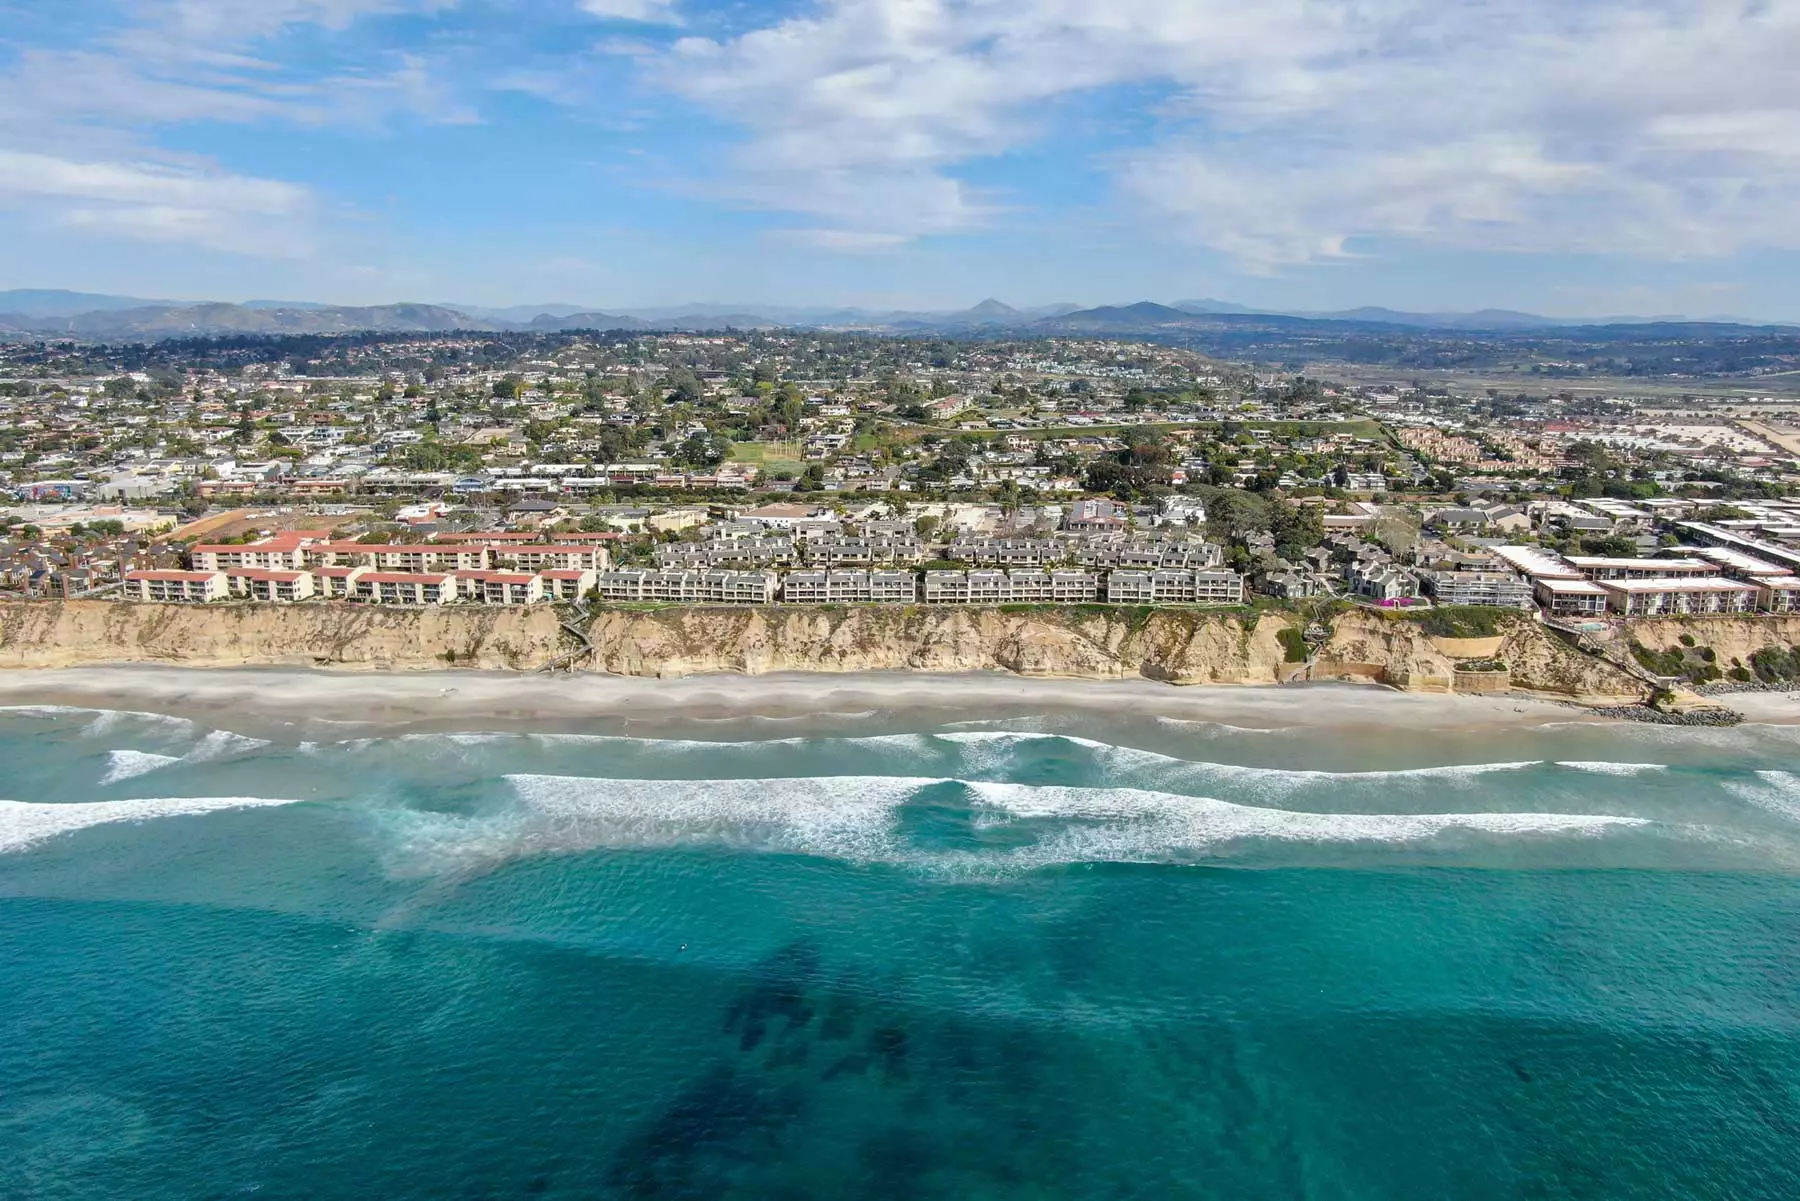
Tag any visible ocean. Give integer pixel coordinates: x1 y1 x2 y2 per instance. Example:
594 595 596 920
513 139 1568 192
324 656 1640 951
4 696 1800 1199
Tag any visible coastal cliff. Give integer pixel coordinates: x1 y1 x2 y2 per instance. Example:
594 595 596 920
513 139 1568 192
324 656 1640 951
0 600 1678 703
0 601 564 672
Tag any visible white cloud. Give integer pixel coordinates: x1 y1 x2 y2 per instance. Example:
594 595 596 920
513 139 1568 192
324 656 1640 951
638 0 1800 264
0 0 463 256
143 0 456 42
0 1 468 132
768 229 910 252
580 0 681 23
0 150 314 255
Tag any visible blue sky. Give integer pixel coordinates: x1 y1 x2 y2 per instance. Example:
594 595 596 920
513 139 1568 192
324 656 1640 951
3 0 1799 318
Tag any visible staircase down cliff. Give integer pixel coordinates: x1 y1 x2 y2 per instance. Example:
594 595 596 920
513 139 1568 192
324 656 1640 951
0 601 1663 704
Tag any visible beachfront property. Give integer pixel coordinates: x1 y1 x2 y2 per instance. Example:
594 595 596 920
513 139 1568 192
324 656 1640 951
456 571 546 606
189 530 329 572
1676 522 1800 574
1106 569 1245 605
1566 556 1721 581
488 545 609 573
224 568 315 603
1596 577 1759 617
355 572 456 605
125 569 229 603
540 569 597 602
1691 547 1796 581
921 569 1108 604
309 543 492 573
1756 577 1800 613
780 570 920 604
1533 577 1611 617
596 569 780 604
315 565 368 599
1348 561 1420 602
1422 570 1534 609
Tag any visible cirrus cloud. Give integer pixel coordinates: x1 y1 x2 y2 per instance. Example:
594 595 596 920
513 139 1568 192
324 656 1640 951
636 0 1800 266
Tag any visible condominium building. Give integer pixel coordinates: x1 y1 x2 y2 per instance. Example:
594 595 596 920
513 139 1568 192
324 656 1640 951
1692 547 1794 581
353 572 456 605
125 570 228 603
1596 577 1759 617
780 570 919 604
308 543 491 573
1567 556 1720 582
539 569 597 602
1106 569 1245 605
223 568 316 603
1758 577 1800 613
922 571 973 604
1422 570 1533 609
596 569 777 604
189 530 330 572
1534 577 1610 617
489 545 608 572
455 571 546 606
314 565 368 599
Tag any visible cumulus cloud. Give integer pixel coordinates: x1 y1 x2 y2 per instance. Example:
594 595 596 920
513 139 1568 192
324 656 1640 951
0 150 314 255
641 0 1800 263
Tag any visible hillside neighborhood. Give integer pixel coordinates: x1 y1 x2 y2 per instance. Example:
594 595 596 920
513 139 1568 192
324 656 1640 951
3 328 1798 635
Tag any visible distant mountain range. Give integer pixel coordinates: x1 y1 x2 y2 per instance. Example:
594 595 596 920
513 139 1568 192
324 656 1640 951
0 288 1787 341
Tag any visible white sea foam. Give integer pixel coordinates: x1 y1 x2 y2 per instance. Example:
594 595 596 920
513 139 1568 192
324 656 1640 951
374 774 942 877
182 728 272 762
0 796 304 853
1555 761 1672 777
1154 717 1292 735
100 750 182 784
81 708 197 739
368 768 1661 877
1725 771 1800 823
964 781 1653 867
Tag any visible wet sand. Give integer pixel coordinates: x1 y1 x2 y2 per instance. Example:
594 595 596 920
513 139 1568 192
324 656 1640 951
0 665 1597 738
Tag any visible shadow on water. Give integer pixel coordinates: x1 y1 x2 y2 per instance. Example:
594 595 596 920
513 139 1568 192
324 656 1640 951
600 939 1061 1200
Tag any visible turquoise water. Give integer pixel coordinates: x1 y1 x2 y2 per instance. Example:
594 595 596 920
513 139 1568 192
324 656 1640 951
5 702 1800 1198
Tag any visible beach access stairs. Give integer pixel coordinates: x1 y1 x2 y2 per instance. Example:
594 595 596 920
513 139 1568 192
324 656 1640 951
539 602 596 674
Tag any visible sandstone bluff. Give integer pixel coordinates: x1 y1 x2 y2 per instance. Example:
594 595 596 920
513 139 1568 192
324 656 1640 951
1 600 1760 707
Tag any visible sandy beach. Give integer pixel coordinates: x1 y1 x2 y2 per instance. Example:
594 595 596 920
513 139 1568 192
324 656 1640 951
1706 690 1800 725
0 664 1649 738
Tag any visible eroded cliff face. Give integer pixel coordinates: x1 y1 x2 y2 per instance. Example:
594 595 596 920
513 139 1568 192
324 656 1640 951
1629 615 1800 667
0 601 1662 702
0 601 563 671
1313 611 1648 703
582 606 1296 684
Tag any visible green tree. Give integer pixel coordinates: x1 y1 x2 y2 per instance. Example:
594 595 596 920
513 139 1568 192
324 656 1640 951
674 431 725 469
664 368 704 406
1268 498 1325 560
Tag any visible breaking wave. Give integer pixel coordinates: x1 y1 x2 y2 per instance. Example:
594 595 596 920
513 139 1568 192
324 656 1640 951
1725 771 1800 823
1556 761 1672 777
962 782 1651 870
374 774 936 877
0 796 305 854
368 772 1661 878
100 750 182 784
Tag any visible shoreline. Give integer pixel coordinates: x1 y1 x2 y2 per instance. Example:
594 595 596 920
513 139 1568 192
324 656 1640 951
0 664 1622 738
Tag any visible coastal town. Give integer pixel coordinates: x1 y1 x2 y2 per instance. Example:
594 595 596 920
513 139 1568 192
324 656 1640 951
3 329 1799 636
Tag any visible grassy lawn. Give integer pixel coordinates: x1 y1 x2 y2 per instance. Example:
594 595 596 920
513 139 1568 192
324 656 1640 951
729 441 806 471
